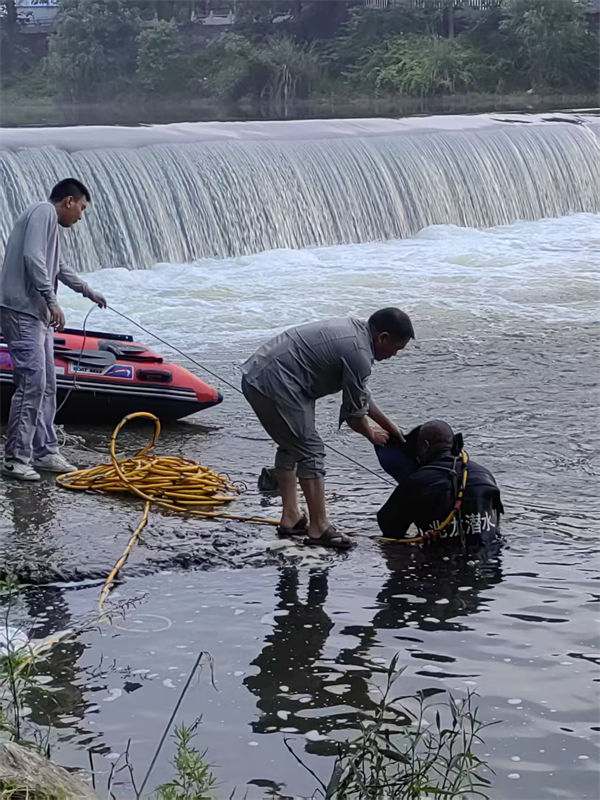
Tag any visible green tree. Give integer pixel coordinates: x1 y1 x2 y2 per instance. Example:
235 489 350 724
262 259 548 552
130 0 198 23
234 1 354 42
204 33 270 101
0 0 18 75
260 34 321 112
136 19 189 93
45 0 141 101
500 0 597 90
323 4 437 82
0 0 41 77
290 0 352 42
204 32 321 114
374 34 484 97
233 0 280 34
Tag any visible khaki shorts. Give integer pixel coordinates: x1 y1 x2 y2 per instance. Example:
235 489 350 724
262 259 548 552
241 376 325 479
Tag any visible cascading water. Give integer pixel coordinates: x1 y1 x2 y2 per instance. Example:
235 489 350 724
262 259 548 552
1 114 599 272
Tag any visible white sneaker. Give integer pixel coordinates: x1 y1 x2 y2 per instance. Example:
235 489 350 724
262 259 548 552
33 453 77 473
1 459 41 482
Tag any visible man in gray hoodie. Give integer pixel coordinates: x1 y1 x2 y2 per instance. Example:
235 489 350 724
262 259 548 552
0 178 106 481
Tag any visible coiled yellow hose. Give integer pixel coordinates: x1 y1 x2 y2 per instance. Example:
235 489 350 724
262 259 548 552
57 412 277 608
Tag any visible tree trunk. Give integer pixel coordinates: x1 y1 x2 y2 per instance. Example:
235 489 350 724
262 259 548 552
3 0 18 75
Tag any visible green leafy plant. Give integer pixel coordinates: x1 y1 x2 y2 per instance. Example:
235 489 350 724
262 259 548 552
203 32 321 114
500 0 597 91
288 653 496 799
373 34 485 98
153 722 216 800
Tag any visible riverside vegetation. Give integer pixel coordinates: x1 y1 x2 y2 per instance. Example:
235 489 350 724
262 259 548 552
0 0 598 124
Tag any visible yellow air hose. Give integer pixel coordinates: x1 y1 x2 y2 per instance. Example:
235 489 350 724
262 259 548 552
57 412 278 608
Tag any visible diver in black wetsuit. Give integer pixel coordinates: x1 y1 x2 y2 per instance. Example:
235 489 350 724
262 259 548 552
376 420 503 547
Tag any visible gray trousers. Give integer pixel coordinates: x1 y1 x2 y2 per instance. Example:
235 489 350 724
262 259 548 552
241 376 326 479
1 309 58 465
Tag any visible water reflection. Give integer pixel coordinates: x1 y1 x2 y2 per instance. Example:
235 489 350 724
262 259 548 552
339 546 505 680
245 567 376 739
372 544 504 633
3 479 57 531
246 547 504 747
0 483 88 734
24 586 87 733
1 480 60 578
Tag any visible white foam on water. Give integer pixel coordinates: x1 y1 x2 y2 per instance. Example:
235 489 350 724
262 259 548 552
59 213 599 360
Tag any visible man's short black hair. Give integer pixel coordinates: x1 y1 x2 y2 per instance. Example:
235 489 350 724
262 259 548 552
368 307 415 341
49 178 91 203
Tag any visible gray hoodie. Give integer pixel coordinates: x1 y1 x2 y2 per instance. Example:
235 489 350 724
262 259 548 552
0 201 93 323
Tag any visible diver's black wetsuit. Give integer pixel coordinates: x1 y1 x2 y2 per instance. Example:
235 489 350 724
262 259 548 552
375 428 503 545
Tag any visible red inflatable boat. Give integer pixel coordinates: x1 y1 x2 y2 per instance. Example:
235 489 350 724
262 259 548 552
0 328 222 423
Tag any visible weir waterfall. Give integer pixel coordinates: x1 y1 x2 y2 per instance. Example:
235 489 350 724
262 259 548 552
1 113 599 272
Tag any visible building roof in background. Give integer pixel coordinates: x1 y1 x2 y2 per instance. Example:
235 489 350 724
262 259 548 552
10 0 600 37
15 0 58 33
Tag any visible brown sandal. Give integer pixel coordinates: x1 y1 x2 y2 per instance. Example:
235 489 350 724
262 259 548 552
276 514 308 537
304 526 355 550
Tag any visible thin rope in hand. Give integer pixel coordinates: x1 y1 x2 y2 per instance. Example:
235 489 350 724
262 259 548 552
106 305 393 486
107 304 241 394
55 304 95 416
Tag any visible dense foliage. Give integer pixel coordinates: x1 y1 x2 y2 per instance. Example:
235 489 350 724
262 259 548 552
1 0 598 109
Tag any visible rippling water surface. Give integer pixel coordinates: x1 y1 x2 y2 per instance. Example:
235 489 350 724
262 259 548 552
0 213 598 798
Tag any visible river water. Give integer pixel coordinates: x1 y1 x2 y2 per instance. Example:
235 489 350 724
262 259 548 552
0 211 599 798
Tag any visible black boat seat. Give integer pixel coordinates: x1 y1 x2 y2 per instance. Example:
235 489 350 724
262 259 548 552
98 340 163 363
62 328 134 342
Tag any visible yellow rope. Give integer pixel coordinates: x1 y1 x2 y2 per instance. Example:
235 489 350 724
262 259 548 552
57 412 278 608
374 534 424 544
98 501 150 609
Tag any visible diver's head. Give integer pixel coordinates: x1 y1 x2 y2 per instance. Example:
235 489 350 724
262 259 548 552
417 420 455 464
